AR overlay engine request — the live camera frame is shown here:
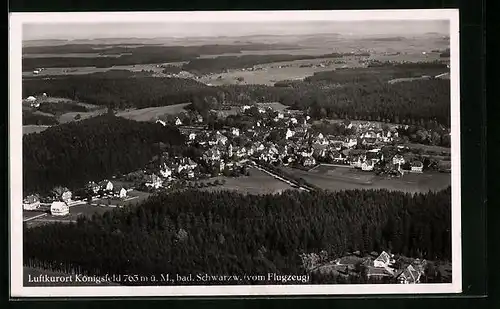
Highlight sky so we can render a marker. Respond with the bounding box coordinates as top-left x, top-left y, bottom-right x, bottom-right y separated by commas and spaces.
23, 20, 449, 41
